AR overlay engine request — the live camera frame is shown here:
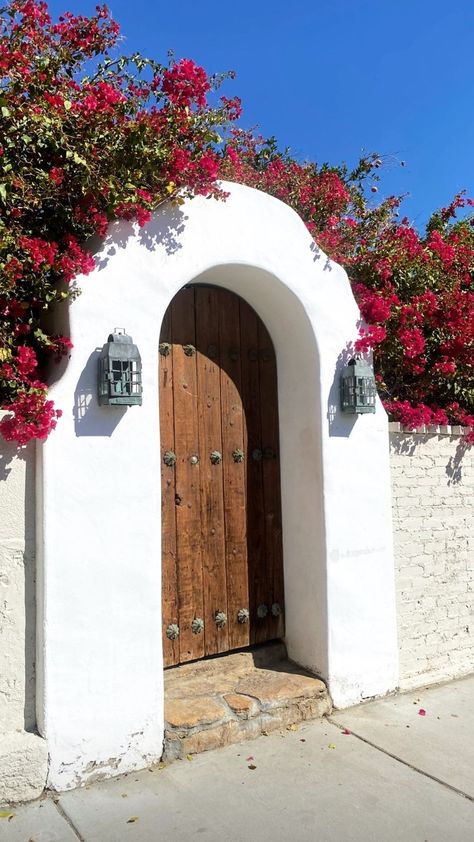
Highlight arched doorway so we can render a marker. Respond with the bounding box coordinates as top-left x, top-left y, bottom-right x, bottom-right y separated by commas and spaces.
37, 184, 398, 790
159, 284, 284, 666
